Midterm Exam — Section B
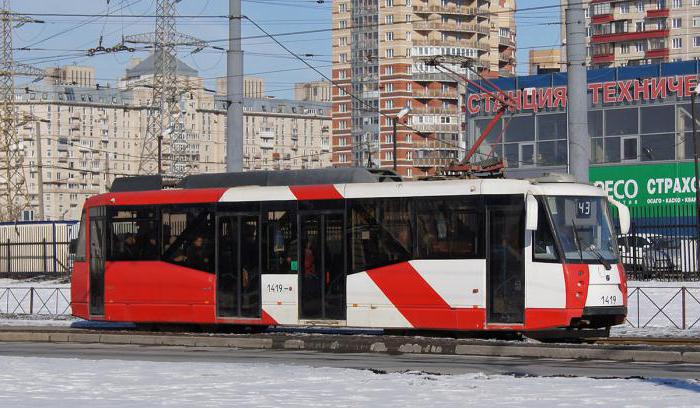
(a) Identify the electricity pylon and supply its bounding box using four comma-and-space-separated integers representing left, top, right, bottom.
0, 0, 44, 221
123, 0, 206, 178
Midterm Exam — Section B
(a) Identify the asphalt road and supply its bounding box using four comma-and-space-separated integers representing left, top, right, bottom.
1, 342, 699, 379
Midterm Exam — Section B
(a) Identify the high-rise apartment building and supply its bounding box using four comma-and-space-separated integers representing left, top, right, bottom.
295, 81, 333, 102
331, 0, 516, 178
529, 49, 562, 74
562, 0, 700, 69
216, 76, 266, 98
11, 61, 330, 221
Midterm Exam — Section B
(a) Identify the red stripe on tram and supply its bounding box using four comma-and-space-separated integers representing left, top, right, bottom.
289, 184, 343, 201
367, 262, 456, 329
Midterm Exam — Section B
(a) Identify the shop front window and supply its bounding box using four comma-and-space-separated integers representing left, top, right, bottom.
605, 108, 638, 136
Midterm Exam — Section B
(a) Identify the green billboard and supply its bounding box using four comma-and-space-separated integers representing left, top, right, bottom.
589, 162, 697, 209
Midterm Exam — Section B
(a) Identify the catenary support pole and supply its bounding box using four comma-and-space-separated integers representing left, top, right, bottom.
35, 121, 44, 221
565, 3, 590, 183
227, 0, 243, 172
690, 91, 700, 275
392, 117, 398, 171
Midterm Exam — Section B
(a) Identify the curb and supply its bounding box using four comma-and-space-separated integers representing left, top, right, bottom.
0, 329, 698, 364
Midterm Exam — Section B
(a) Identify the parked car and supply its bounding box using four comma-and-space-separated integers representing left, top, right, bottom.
646, 235, 698, 275
617, 234, 680, 280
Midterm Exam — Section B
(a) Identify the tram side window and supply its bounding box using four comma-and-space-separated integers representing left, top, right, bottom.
351, 198, 413, 273
263, 205, 298, 274
74, 210, 87, 261
162, 206, 215, 273
415, 197, 482, 259
107, 207, 159, 261
533, 200, 559, 262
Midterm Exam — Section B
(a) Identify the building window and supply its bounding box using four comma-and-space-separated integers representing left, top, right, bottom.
672, 0, 682, 9
385, 0, 393, 6
592, 3, 610, 15
673, 18, 682, 28
385, 15, 393, 24
636, 1, 644, 12
619, 2, 629, 13
673, 37, 683, 48
385, 48, 394, 58
620, 43, 629, 54
385, 32, 394, 41
695, 36, 700, 47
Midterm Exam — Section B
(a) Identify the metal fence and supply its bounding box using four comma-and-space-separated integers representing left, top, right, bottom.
0, 285, 698, 332
0, 287, 71, 316
625, 286, 700, 330
616, 205, 699, 281
0, 221, 79, 278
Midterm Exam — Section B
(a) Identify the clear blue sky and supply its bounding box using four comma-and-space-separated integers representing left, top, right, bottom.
14, 0, 562, 98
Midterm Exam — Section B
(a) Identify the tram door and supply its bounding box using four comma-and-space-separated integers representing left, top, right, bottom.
299, 210, 345, 320
89, 207, 106, 316
216, 214, 261, 318
486, 198, 525, 324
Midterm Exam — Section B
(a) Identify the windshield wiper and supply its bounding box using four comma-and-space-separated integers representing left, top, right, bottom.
570, 218, 584, 261
588, 244, 612, 271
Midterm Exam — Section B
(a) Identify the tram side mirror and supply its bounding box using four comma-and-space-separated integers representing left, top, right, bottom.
68, 239, 77, 254
525, 194, 539, 231
608, 197, 630, 235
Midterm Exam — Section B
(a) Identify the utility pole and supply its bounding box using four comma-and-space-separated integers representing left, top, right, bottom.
691, 89, 700, 274
0, 0, 44, 221
227, 0, 243, 172
565, 2, 590, 183
123, 0, 206, 178
104, 151, 110, 190
392, 118, 398, 171
34, 120, 44, 221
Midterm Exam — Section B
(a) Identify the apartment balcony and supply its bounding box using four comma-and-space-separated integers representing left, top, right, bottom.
413, 21, 490, 35
257, 129, 275, 140
412, 107, 459, 115
412, 4, 481, 17
592, 52, 615, 64
498, 36, 515, 48
410, 123, 460, 133
592, 29, 669, 44
645, 47, 669, 59
647, 8, 669, 19
413, 156, 457, 169
592, 13, 614, 24
412, 72, 459, 82
412, 38, 489, 51
413, 88, 459, 99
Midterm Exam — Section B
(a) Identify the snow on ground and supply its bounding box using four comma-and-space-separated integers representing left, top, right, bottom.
0, 356, 698, 408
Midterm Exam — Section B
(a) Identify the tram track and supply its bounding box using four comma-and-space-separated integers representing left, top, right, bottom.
1, 325, 700, 365
588, 337, 700, 347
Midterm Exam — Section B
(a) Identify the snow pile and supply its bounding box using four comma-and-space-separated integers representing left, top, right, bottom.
0, 357, 697, 407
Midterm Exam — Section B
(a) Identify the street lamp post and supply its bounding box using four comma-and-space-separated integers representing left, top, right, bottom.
691, 87, 700, 274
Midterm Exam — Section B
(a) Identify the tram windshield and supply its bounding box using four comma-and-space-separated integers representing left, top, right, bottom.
544, 196, 618, 264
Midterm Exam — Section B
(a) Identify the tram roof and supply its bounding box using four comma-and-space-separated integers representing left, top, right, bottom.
110, 168, 402, 193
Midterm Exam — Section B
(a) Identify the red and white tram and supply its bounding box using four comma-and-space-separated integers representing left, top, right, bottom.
71, 169, 631, 332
